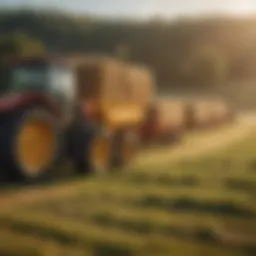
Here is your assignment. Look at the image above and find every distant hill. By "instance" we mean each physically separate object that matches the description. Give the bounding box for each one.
[1,10,256,89]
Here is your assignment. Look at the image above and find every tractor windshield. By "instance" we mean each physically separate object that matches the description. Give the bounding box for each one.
[9,64,75,97]
[11,66,48,92]
[7,63,77,125]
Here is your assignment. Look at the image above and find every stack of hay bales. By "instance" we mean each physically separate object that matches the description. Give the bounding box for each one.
[209,100,230,126]
[184,98,235,130]
[184,100,214,130]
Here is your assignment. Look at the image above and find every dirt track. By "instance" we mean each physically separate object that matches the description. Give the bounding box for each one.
[135,113,256,169]
[1,113,256,210]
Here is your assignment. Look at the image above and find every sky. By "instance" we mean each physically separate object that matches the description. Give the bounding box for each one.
[1,0,256,19]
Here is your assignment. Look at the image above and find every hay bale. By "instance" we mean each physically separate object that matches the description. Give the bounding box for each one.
[141,98,186,144]
[154,99,186,133]
[126,65,156,110]
[70,56,155,104]
[69,56,124,101]
[67,55,155,127]
[185,100,213,129]
[210,101,229,125]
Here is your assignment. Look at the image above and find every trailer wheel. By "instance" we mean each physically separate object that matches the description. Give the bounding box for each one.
[0,107,59,182]
[66,123,112,175]
[121,132,140,168]
[89,129,112,174]
[111,130,140,169]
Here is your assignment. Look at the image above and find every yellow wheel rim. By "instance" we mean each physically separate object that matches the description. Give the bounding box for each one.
[91,137,109,170]
[16,119,56,176]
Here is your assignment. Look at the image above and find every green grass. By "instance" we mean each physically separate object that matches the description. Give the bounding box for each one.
[0,134,256,256]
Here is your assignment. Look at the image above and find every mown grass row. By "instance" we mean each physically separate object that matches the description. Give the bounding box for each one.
[0,134,255,255]
[0,213,255,256]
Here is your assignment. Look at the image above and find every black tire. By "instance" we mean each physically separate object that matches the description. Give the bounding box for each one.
[64,113,95,175]
[0,107,60,183]
[68,128,112,176]
[110,130,123,168]
[65,106,112,176]
[89,128,113,174]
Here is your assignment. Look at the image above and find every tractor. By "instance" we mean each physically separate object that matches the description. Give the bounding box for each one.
[0,55,154,183]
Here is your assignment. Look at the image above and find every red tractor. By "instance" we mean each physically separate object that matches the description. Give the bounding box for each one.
[0,57,97,182]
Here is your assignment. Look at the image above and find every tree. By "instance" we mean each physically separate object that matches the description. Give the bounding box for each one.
[0,32,45,61]
[114,44,130,61]
[180,45,228,86]
[0,32,46,92]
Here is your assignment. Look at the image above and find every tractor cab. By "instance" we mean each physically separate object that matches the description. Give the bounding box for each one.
[0,57,77,126]
[3,58,75,99]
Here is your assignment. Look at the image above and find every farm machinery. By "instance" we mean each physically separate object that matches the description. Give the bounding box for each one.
[0,54,235,183]
[0,56,155,182]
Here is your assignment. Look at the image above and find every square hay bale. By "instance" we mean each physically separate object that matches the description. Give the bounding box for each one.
[67,55,155,127]
[154,98,186,132]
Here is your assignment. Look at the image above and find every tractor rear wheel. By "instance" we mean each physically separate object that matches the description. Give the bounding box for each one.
[0,107,59,182]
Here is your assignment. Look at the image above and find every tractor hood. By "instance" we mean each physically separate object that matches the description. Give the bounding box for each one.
[0,92,59,115]
[0,93,29,111]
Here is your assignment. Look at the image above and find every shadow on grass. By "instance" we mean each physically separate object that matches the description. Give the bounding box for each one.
[92,213,256,250]
[127,173,200,188]
[248,160,256,173]
[0,167,93,195]
[0,218,136,256]
[0,250,39,256]
[93,243,132,256]
[225,179,256,195]
[0,218,76,245]
[137,196,256,218]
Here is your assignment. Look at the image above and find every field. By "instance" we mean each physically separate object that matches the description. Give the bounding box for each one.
[0,114,256,256]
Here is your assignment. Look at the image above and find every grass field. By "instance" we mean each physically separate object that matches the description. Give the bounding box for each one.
[0,121,256,256]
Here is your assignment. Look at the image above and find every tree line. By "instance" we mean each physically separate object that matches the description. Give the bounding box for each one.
[1,9,256,89]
